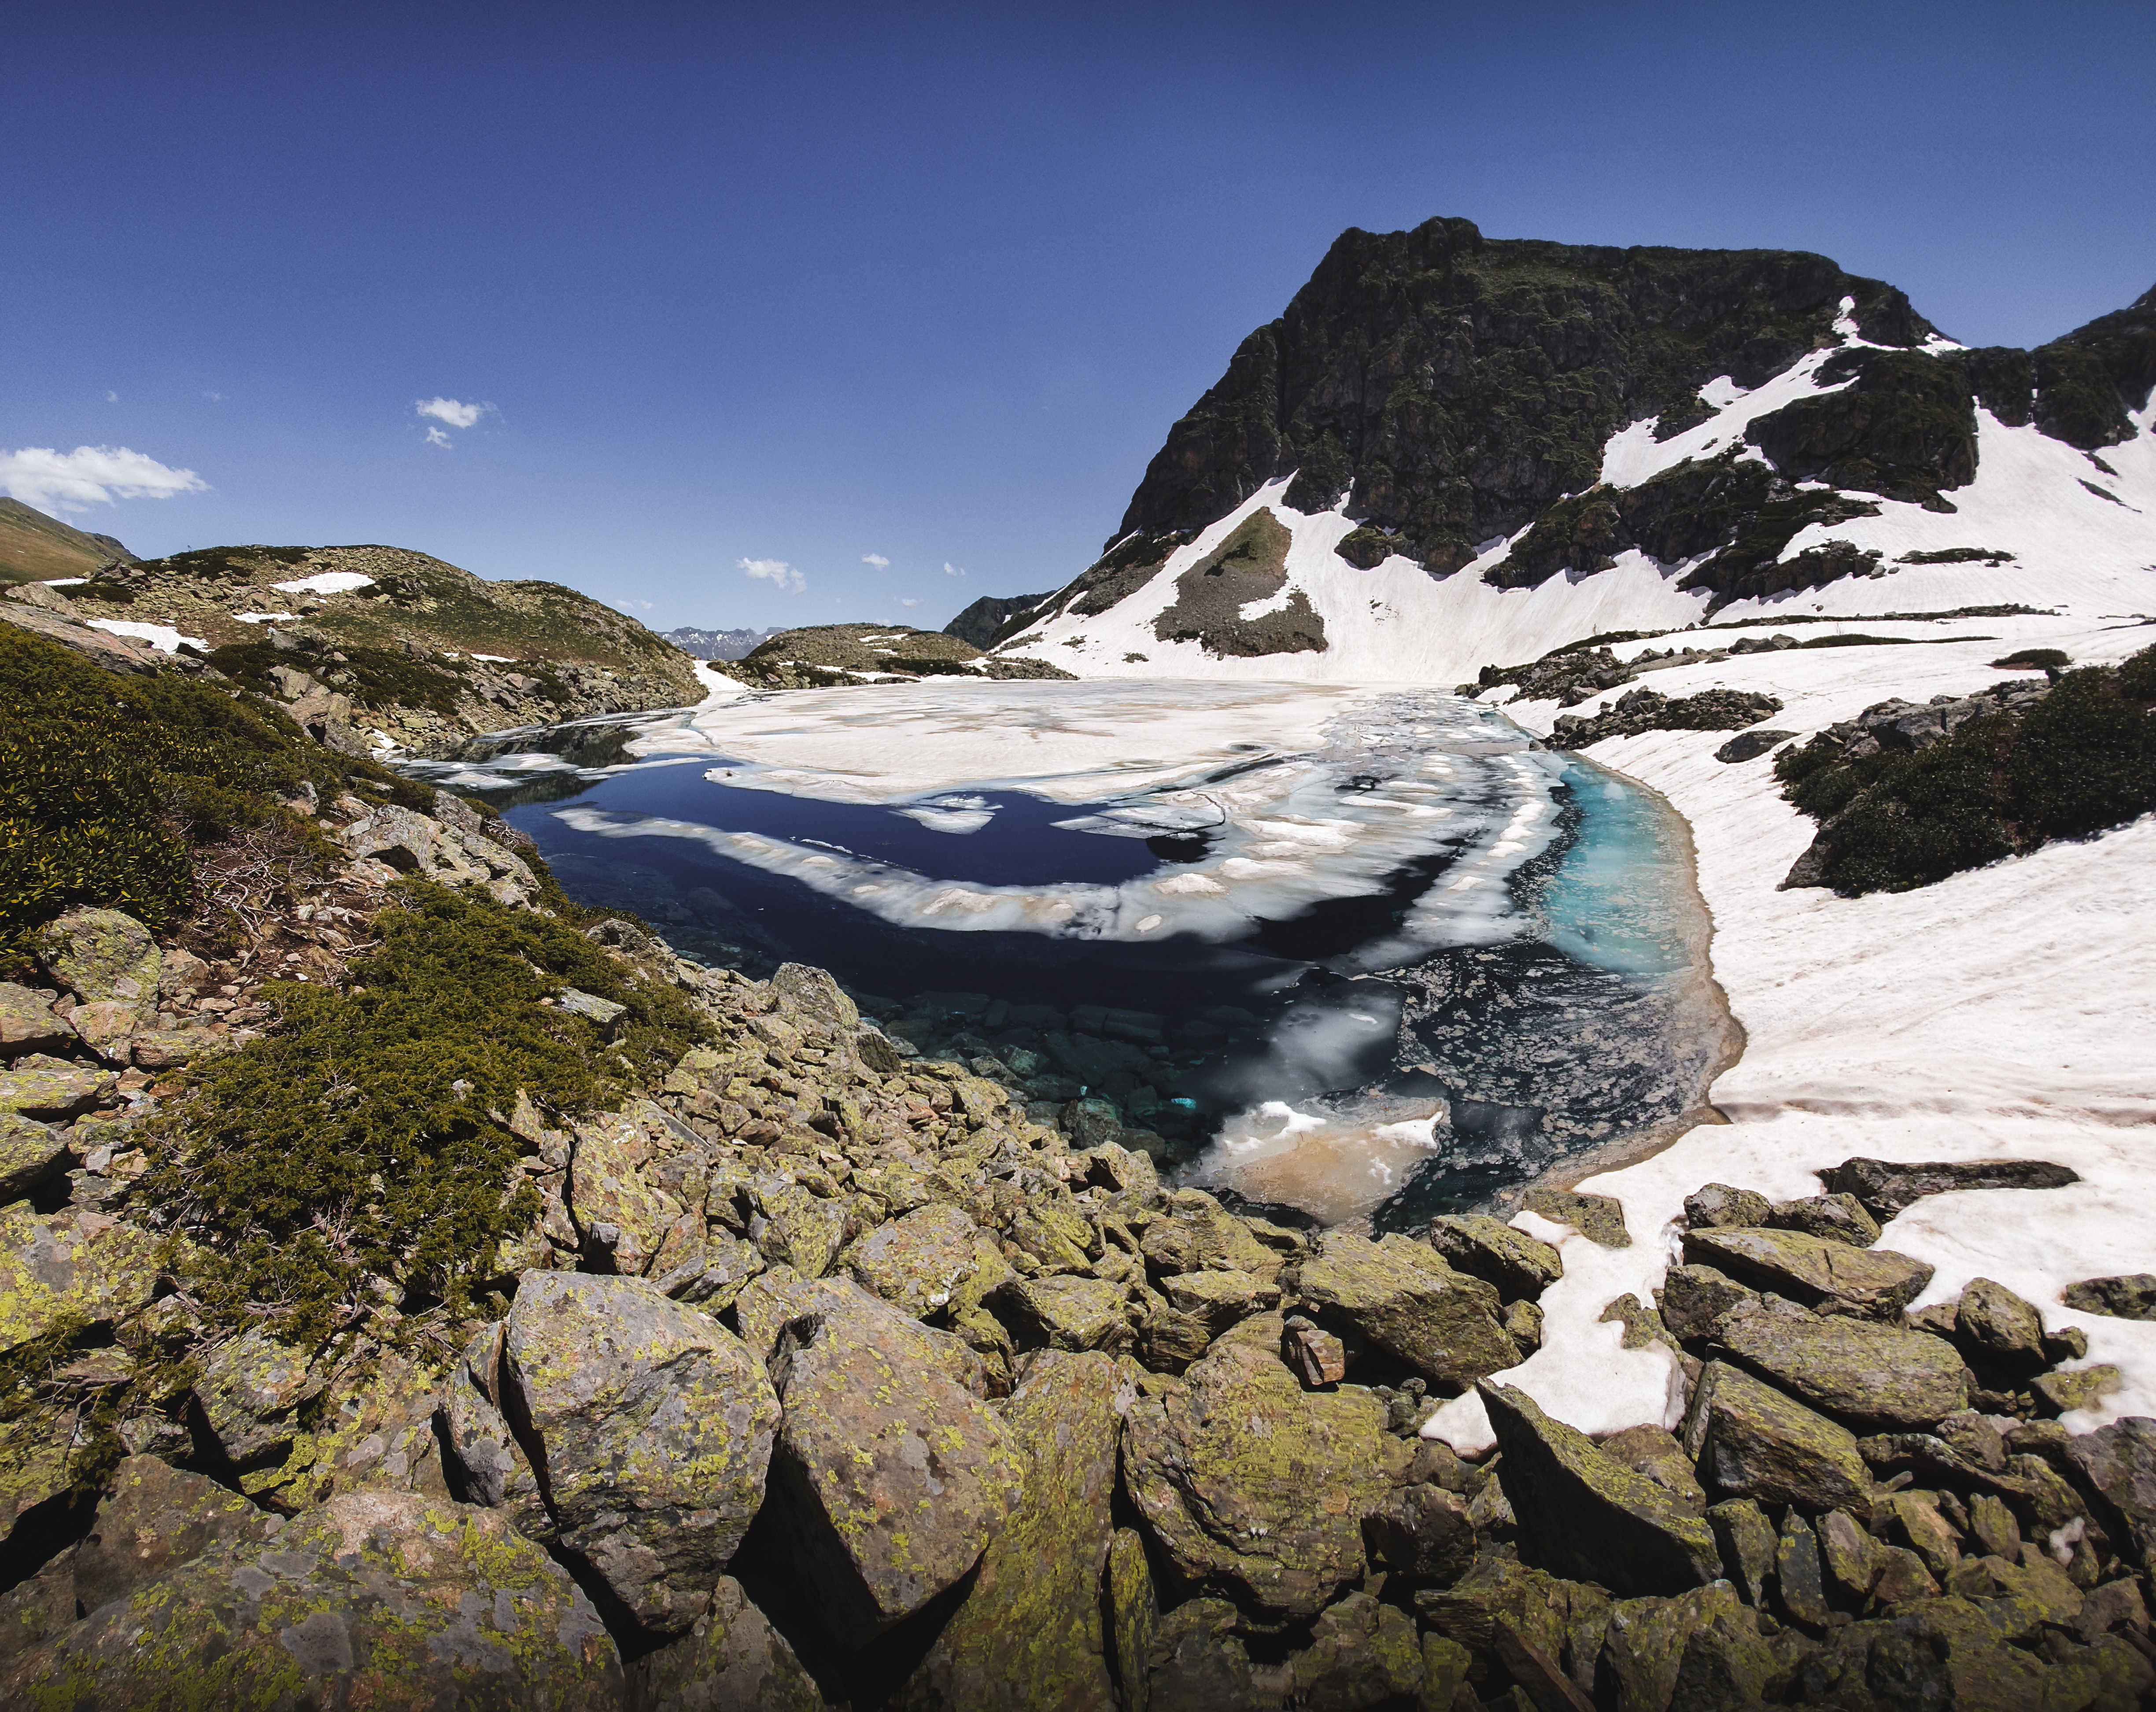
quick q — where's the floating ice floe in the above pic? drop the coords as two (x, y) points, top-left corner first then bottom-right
(557, 684), (1576, 953)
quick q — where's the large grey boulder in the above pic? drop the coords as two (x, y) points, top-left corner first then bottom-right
(1426, 1214), (1563, 1301)
(762, 1277), (1026, 1646)
(1479, 1384), (1720, 1597)
(1122, 1315), (1391, 1621)
(30, 908), (160, 1014)
(2066, 1416), (2156, 1573)
(0, 1112), (69, 1203)
(1816, 1155), (2079, 1219)
(0, 1490), (621, 1708)
(1713, 1295), (1970, 1428)
(501, 1271), (780, 1635)
(1681, 1359), (1872, 1513)
(841, 1202), (986, 1317)
(626, 1575), (832, 1712)
(1292, 1231), (1518, 1389)
(893, 1350), (1126, 1710)
(0, 985), (72, 1058)
(192, 1327), (326, 1468)
(70, 1454), (280, 1614)
(1680, 1226), (1933, 1317)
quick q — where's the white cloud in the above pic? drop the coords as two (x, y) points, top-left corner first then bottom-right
(944, 561), (966, 577)
(738, 557), (806, 594)
(0, 445), (208, 514)
(861, 553), (890, 569)
(203, 390), (224, 402)
(898, 598), (921, 607)
(104, 391), (118, 403)
(424, 425), (453, 449)
(417, 397), (490, 430)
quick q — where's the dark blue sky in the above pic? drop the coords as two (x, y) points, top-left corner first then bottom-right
(7, 1), (2152, 630)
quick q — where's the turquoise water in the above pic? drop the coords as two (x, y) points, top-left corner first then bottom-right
(1528, 758), (1696, 981)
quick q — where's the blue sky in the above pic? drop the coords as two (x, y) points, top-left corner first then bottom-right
(6, 1), (2152, 633)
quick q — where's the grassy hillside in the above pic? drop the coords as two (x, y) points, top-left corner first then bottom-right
(0, 498), (135, 585)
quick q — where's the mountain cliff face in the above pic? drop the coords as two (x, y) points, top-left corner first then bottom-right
(1003, 219), (2156, 679)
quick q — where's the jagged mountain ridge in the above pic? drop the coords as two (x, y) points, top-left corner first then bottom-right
(992, 218), (2156, 681)
(662, 624), (789, 660)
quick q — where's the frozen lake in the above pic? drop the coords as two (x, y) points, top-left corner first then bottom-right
(408, 680), (1731, 1226)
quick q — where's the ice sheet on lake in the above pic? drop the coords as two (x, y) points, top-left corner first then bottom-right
(553, 684), (1574, 951)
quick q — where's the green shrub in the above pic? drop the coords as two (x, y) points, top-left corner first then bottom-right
(1777, 646), (2156, 894)
(1990, 647), (2069, 670)
(0, 627), (346, 954)
(142, 879), (709, 1345)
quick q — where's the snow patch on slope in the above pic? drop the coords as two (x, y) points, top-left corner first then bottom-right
(1425, 617), (2156, 1453)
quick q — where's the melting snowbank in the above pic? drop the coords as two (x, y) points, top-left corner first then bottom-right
(1425, 616), (2156, 1452)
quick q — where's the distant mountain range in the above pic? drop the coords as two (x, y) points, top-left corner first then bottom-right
(981, 217), (2155, 680)
(662, 625), (790, 660)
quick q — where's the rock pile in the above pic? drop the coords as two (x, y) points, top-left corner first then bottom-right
(6, 786), (2156, 1708)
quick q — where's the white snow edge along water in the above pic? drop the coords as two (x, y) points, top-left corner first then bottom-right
(1421, 614), (2156, 1455)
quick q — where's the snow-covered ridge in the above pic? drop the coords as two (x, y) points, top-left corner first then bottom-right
(1011, 366), (2156, 691)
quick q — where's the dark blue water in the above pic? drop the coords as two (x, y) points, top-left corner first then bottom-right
(417, 701), (1729, 1221)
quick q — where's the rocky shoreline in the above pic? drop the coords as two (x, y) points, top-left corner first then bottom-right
(4, 767), (2155, 1707)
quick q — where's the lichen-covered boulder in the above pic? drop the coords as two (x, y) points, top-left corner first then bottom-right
(0, 984), (72, 1057)
(440, 1321), (554, 1544)
(31, 908), (160, 1014)
(68, 1454), (280, 1614)
(501, 1271), (780, 1635)
(1285, 1590), (1425, 1708)
(565, 1112), (687, 1277)
(0, 1111), (69, 1203)
(1683, 1183), (1771, 1230)
(2066, 1416), (2156, 1573)
(1766, 1192), (1881, 1247)
(2, 1490), (621, 1707)
(1597, 1581), (1776, 1712)
(1002, 1274), (1134, 1353)
(1138, 1188), (1281, 1278)
(0, 1205), (159, 1358)
(193, 1327), (326, 1468)
(1956, 1276), (2048, 1376)
(1160, 1266), (1280, 1336)
(627, 1575), (832, 1711)
(842, 1202), (985, 1317)
(893, 1350), (1128, 1710)
(749, 1171), (848, 1278)
(772, 961), (860, 1033)
(763, 1277), (1026, 1646)
(0, 1053), (114, 1119)
(1713, 1295), (1970, 1428)
(1121, 1315), (1391, 1621)
(1655, 1263), (1757, 1342)
(1479, 1384), (1719, 1597)
(1681, 1359), (1872, 1513)
(1680, 1226), (1933, 1317)
(1426, 1214), (1563, 1301)
(1292, 1231), (1517, 1389)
